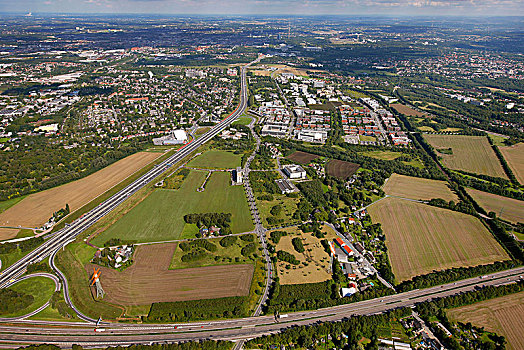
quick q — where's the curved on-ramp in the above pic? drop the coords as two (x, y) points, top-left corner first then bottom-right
(0, 273), (60, 322)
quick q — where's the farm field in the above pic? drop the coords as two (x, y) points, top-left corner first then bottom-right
(169, 234), (259, 269)
(0, 152), (161, 241)
(187, 150), (242, 169)
(91, 170), (253, 245)
(466, 188), (524, 223)
(89, 243), (254, 306)
(424, 135), (507, 179)
(383, 173), (458, 202)
(390, 103), (427, 117)
(286, 151), (319, 164)
(325, 159), (360, 180)
(447, 291), (524, 350)
(360, 150), (402, 160)
(0, 276), (55, 318)
(271, 225), (338, 285)
(368, 197), (509, 282)
(499, 143), (524, 185)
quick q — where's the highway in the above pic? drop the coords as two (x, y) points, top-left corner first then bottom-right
(0, 55), (523, 349)
(0, 267), (521, 348)
(0, 56), (260, 291)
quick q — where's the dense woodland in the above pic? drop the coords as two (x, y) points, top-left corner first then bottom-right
(0, 288), (34, 315)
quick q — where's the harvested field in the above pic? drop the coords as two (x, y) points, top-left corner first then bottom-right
(383, 173), (458, 202)
(466, 188), (524, 224)
(88, 243), (254, 306)
(286, 151), (319, 164)
(271, 225), (338, 285)
(0, 152), (160, 241)
(368, 197), (509, 282)
(447, 291), (524, 350)
(499, 142), (524, 185)
(424, 134), (507, 179)
(390, 103), (427, 117)
(326, 159), (360, 180)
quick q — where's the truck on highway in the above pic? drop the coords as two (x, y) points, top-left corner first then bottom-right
(94, 328), (105, 332)
(278, 314), (288, 319)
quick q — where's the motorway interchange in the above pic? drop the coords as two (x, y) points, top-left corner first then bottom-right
(0, 56), (523, 348)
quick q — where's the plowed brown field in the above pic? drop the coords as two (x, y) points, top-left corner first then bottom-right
(390, 103), (427, 117)
(325, 159), (360, 180)
(88, 243), (254, 305)
(0, 152), (160, 241)
(286, 151), (319, 164)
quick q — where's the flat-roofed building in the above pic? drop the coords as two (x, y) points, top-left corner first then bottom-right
(282, 164), (307, 179)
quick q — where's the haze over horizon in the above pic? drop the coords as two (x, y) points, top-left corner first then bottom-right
(1, 0), (523, 17)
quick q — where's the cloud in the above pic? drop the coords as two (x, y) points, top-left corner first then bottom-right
(0, 0), (522, 15)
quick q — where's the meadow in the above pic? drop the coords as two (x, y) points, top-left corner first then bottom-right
(187, 150), (242, 169)
(271, 225), (338, 285)
(91, 170), (253, 245)
(0, 276), (56, 318)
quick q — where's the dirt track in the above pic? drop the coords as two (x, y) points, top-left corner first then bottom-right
(88, 243), (254, 306)
(0, 152), (160, 241)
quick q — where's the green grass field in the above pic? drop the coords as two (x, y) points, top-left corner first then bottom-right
(0, 276), (55, 318)
(232, 117), (252, 126)
(29, 304), (79, 322)
(0, 196), (27, 215)
(92, 171), (254, 245)
(187, 150), (242, 169)
(360, 150), (403, 161)
(257, 194), (300, 228)
(0, 249), (26, 272)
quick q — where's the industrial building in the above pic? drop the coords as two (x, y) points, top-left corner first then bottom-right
(153, 129), (188, 145)
(275, 178), (295, 194)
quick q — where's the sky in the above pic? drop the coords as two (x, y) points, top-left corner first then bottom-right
(0, 0), (523, 16)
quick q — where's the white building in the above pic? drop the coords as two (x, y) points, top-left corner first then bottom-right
(153, 129), (188, 145)
(283, 164), (307, 179)
(233, 167), (243, 185)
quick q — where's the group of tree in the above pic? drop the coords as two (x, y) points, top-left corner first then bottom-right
(0, 288), (33, 315)
(147, 296), (248, 322)
(183, 213), (232, 233)
(0, 236), (44, 255)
